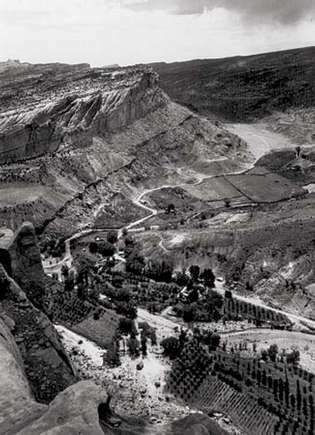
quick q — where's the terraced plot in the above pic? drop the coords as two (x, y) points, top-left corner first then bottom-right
(226, 172), (306, 203)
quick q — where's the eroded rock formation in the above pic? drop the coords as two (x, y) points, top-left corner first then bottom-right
(0, 224), (77, 405)
(0, 62), (249, 234)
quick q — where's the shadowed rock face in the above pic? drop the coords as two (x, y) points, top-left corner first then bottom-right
(9, 222), (43, 286)
(7, 222), (65, 320)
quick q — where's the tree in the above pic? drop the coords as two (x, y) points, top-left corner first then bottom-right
(107, 230), (118, 245)
(116, 288), (131, 302)
(286, 349), (300, 366)
(268, 344), (279, 362)
(75, 252), (95, 285)
(261, 349), (268, 361)
(204, 291), (223, 322)
(151, 330), (157, 346)
(97, 240), (115, 257)
(115, 297), (137, 319)
(141, 335), (147, 357)
(118, 317), (134, 335)
(127, 334), (140, 358)
(105, 339), (121, 367)
(225, 289), (232, 299)
(202, 330), (221, 351)
(175, 270), (189, 286)
(126, 248), (145, 275)
(189, 265), (200, 282)
(187, 287), (199, 303)
(64, 271), (75, 292)
(183, 304), (195, 324)
(61, 264), (69, 279)
(160, 337), (181, 359)
(146, 258), (174, 282)
(201, 268), (215, 288)
(89, 241), (98, 254)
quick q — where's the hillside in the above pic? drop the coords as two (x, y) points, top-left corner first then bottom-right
(0, 62), (250, 236)
(151, 46), (315, 121)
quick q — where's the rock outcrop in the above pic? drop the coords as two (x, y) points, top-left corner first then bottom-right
(0, 316), (46, 435)
(0, 255), (76, 404)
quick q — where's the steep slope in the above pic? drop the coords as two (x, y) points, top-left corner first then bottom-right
(0, 63), (250, 236)
(151, 46), (315, 121)
(0, 222), (77, 404)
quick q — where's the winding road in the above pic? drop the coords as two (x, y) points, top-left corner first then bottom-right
(43, 123), (315, 331)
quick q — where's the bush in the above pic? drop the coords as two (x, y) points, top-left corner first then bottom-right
(119, 317), (134, 335)
(107, 230), (118, 245)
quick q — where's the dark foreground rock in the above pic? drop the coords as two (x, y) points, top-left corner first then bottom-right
(0, 261), (76, 404)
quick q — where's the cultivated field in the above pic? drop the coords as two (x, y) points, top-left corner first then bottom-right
(223, 329), (315, 373)
(71, 309), (120, 348)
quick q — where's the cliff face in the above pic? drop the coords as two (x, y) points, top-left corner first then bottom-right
(0, 222), (77, 405)
(0, 63), (249, 234)
(0, 263), (76, 405)
(0, 64), (166, 164)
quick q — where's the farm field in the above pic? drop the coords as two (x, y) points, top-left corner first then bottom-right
(184, 176), (243, 202)
(71, 309), (120, 348)
(0, 184), (52, 205)
(226, 172), (305, 203)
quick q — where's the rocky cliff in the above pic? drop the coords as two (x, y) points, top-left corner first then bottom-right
(0, 62), (250, 235)
(0, 221), (77, 405)
(0, 64), (166, 163)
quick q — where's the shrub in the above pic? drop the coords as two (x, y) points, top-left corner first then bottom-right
(107, 230), (118, 245)
(119, 317), (134, 335)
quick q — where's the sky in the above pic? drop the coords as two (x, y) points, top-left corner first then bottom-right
(0, 0), (314, 66)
